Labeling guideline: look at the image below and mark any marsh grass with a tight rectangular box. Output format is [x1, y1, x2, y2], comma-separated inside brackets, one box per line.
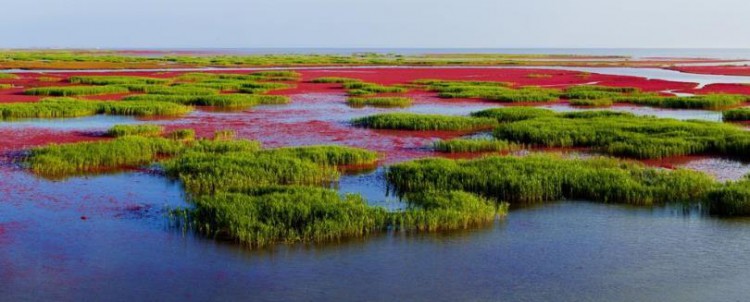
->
[707, 180, 750, 216]
[470, 107, 556, 122]
[123, 94, 289, 108]
[352, 113, 498, 131]
[238, 82, 294, 94]
[142, 85, 219, 95]
[186, 188, 388, 247]
[342, 82, 408, 96]
[491, 108, 750, 159]
[69, 76, 171, 85]
[569, 99, 614, 107]
[347, 97, 412, 108]
[415, 79, 559, 102]
[25, 85, 129, 96]
[106, 124, 165, 137]
[0, 73, 19, 79]
[615, 94, 748, 110]
[37, 76, 62, 82]
[386, 154, 714, 205]
[0, 84, 13, 89]
[392, 190, 504, 231]
[257, 145, 379, 166]
[248, 70, 301, 81]
[433, 138, 520, 153]
[0, 98, 192, 120]
[27, 136, 183, 178]
[722, 108, 750, 122]
[310, 77, 362, 84]
[167, 129, 196, 141]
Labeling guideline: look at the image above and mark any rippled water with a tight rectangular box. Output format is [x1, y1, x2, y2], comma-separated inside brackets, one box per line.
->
[3, 165, 750, 301]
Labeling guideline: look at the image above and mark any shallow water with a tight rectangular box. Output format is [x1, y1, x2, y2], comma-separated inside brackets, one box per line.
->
[0, 115, 142, 131]
[3, 164, 750, 301]
[506, 66, 750, 88]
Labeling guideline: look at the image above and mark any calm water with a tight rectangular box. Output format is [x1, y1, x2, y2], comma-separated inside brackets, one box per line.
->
[3, 166, 750, 301]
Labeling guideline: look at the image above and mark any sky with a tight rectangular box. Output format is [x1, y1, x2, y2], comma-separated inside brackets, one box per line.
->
[2, 0, 749, 49]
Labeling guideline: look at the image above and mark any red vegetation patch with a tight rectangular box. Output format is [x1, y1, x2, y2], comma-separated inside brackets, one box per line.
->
[0, 129, 103, 153]
[692, 84, 750, 95]
[670, 66, 750, 76]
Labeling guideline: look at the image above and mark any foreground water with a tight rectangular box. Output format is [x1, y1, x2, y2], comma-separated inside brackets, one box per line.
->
[2, 166, 750, 301]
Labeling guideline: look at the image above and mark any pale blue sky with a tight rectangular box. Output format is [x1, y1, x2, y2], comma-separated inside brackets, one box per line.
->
[2, 0, 748, 48]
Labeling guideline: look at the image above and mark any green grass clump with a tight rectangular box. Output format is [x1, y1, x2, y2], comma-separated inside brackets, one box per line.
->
[569, 99, 614, 107]
[24, 85, 129, 96]
[186, 187, 388, 247]
[106, 124, 164, 137]
[392, 190, 504, 231]
[97, 101, 193, 116]
[142, 85, 219, 95]
[167, 129, 196, 141]
[352, 113, 497, 131]
[310, 77, 362, 84]
[37, 76, 62, 82]
[248, 70, 301, 81]
[433, 138, 519, 153]
[563, 85, 640, 100]
[68, 76, 171, 85]
[174, 81, 245, 91]
[470, 107, 556, 122]
[27, 136, 183, 178]
[491, 109, 750, 159]
[0, 84, 14, 89]
[0, 98, 191, 120]
[347, 97, 412, 108]
[386, 154, 714, 205]
[722, 108, 750, 122]
[415, 80, 559, 103]
[413, 79, 512, 88]
[237, 82, 294, 94]
[164, 151, 339, 195]
[123, 94, 289, 108]
[615, 94, 747, 110]
[707, 180, 750, 216]
[258, 145, 379, 166]
[188, 139, 262, 154]
[0, 98, 99, 119]
[0, 73, 19, 79]
[342, 82, 408, 96]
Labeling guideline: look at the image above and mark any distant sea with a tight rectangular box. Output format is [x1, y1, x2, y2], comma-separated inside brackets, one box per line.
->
[118, 48, 750, 60]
